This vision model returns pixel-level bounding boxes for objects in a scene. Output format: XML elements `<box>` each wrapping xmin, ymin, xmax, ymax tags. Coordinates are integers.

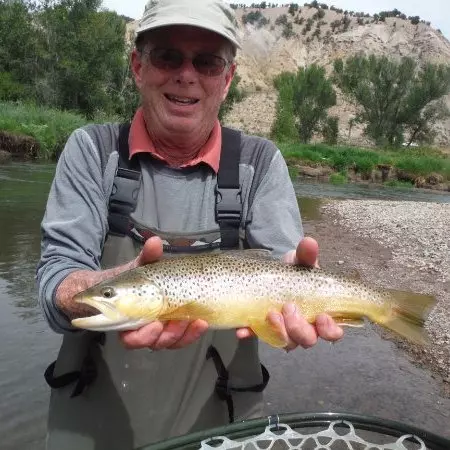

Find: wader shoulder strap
<box><xmin>107</xmin><ymin>124</ymin><xmax>243</xmax><ymax>247</ymax></box>
<box><xmin>216</xmin><ymin>127</ymin><xmax>242</xmax><ymax>250</ymax></box>
<box><xmin>107</xmin><ymin>123</ymin><xmax>142</xmax><ymax>237</ymax></box>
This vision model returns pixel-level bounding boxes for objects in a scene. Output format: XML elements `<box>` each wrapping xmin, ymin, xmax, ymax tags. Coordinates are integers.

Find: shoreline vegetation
<box><xmin>1</xmin><ymin>101</ymin><xmax>449</xmax><ymax>192</ymax></box>
<box><xmin>281</xmin><ymin>142</ymin><xmax>450</xmax><ymax>192</ymax></box>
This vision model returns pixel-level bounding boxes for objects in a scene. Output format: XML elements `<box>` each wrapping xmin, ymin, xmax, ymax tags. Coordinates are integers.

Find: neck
<box><xmin>141</xmin><ymin>109</ymin><xmax>215</xmax><ymax>167</ymax></box>
<box><xmin>148</xmin><ymin>132</ymin><xmax>209</xmax><ymax>167</ymax></box>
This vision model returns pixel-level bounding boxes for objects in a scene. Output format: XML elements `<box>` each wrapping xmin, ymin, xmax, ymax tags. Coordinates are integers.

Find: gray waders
<box><xmin>44</xmin><ymin>125</ymin><xmax>269</xmax><ymax>450</ymax></box>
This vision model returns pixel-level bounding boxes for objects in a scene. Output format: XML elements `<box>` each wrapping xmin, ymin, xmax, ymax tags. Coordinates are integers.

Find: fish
<box><xmin>71</xmin><ymin>250</ymin><xmax>436</xmax><ymax>348</ymax></box>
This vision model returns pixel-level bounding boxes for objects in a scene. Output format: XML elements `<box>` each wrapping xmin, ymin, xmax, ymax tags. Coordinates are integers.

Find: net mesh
<box><xmin>199</xmin><ymin>420</ymin><xmax>427</xmax><ymax>450</ymax></box>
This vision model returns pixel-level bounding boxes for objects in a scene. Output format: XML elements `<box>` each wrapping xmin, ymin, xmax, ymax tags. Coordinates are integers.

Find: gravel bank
<box><xmin>321</xmin><ymin>200</ymin><xmax>450</xmax><ymax>390</ymax></box>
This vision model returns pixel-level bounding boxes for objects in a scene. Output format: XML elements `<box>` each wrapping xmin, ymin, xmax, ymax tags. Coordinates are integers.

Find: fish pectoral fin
<box><xmin>159</xmin><ymin>302</ymin><xmax>217</xmax><ymax>322</ymax></box>
<box><xmin>250</xmin><ymin>320</ymin><xmax>288</xmax><ymax>349</ymax></box>
<box><xmin>334</xmin><ymin>318</ymin><xmax>365</xmax><ymax>328</ymax></box>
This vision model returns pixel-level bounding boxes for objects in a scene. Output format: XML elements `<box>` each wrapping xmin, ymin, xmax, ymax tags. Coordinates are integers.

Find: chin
<box><xmin>165</xmin><ymin>118</ymin><xmax>201</xmax><ymax>133</ymax></box>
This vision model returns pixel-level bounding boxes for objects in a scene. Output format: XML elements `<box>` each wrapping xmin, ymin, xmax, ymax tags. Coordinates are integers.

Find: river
<box><xmin>1</xmin><ymin>162</ymin><xmax>449</xmax><ymax>449</ymax></box>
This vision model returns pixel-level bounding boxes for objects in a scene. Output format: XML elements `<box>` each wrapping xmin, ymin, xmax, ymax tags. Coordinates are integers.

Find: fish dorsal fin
<box><xmin>219</xmin><ymin>249</ymin><xmax>276</xmax><ymax>261</ymax></box>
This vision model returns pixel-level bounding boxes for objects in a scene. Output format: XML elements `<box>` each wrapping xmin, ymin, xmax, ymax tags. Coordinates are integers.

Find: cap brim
<box><xmin>136</xmin><ymin>16</ymin><xmax>241</xmax><ymax>49</ymax></box>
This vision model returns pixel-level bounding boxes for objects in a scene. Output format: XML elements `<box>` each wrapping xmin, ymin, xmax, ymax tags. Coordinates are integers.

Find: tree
<box><xmin>0</xmin><ymin>0</ymin><xmax>130</xmax><ymax>118</ymax></box>
<box><xmin>37</xmin><ymin>0</ymin><xmax>127</xmax><ymax>117</ymax></box>
<box><xmin>293</xmin><ymin>65</ymin><xmax>337</xmax><ymax>142</ymax></box>
<box><xmin>0</xmin><ymin>0</ymin><xmax>42</xmax><ymax>100</ymax></box>
<box><xmin>333</xmin><ymin>55</ymin><xmax>450</xmax><ymax>146</ymax></box>
<box><xmin>402</xmin><ymin>64</ymin><xmax>450</xmax><ymax>146</ymax></box>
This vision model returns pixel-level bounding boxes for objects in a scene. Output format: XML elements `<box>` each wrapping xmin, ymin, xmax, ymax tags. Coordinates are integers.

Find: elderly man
<box><xmin>36</xmin><ymin>1</ymin><xmax>343</xmax><ymax>449</ymax></box>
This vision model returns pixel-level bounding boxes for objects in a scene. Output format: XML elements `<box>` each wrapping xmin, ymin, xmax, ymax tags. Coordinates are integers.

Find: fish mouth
<box><xmin>71</xmin><ymin>295</ymin><xmax>149</xmax><ymax>331</ymax></box>
<box><xmin>71</xmin><ymin>315</ymin><xmax>150</xmax><ymax>331</ymax></box>
<box><xmin>74</xmin><ymin>295</ymin><xmax>123</xmax><ymax>321</ymax></box>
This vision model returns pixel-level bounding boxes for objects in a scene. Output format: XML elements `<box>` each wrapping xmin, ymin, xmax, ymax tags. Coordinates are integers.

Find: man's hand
<box><xmin>236</xmin><ymin>237</ymin><xmax>344</xmax><ymax>351</ymax></box>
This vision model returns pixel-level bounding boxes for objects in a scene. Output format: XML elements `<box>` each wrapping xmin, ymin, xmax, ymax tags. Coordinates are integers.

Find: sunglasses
<box><xmin>145</xmin><ymin>48</ymin><xmax>230</xmax><ymax>77</ymax></box>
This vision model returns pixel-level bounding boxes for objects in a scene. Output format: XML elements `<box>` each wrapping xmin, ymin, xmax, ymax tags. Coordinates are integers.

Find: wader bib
<box><xmin>44</xmin><ymin>125</ymin><xmax>269</xmax><ymax>450</ymax></box>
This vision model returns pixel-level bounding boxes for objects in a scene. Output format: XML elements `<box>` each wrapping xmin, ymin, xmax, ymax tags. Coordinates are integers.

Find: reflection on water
<box><xmin>294</xmin><ymin>176</ymin><xmax>450</xmax><ymax>227</ymax></box>
<box><xmin>0</xmin><ymin>163</ymin><xmax>55</xmax><ymax>321</ymax></box>
<box><xmin>0</xmin><ymin>163</ymin><xmax>61</xmax><ymax>450</ymax></box>
<box><xmin>293</xmin><ymin>176</ymin><xmax>450</xmax><ymax>203</ymax></box>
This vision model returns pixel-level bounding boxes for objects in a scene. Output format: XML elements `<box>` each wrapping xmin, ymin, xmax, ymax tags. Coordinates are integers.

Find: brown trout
<box><xmin>71</xmin><ymin>250</ymin><xmax>435</xmax><ymax>348</ymax></box>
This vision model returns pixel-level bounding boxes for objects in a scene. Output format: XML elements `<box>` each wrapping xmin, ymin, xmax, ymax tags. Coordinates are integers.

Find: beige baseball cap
<box><xmin>135</xmin><ymin>0</ymin><xmax>241</xmax><ymax>49</ymax></box>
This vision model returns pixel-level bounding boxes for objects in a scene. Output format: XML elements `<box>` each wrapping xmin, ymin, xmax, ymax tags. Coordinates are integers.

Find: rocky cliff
<box><xmin>126</xmin><ymin>5</ymin><xmax>450</xmax><ymax>147</ymax></box>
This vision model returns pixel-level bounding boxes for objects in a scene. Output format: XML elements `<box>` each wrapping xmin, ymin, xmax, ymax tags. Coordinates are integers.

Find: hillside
<box><xmin>126</xmin><ymin>4</ymin><xmax>450</xmax><ymax>147</ymax></box>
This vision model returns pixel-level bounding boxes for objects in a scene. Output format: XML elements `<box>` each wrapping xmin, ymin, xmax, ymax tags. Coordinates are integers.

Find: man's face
<box><xmin>132</xmin><ymin>26</ymin><xmax>236</xmax><ymax>138</ymax></box>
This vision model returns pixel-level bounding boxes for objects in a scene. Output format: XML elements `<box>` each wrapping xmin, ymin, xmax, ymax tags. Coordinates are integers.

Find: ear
<box><xmin>221</xmin><ymin>62</ymin><xmax>237</xmax><ymax>102</ymax></box>
<box><xmin>131</xmin><ymin>48</ymin><xmax>144</xmax><ymax>90</ymax></box>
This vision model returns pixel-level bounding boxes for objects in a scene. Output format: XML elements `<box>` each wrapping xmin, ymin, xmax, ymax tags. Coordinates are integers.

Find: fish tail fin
<box><xmin>382</xmin><ymin>290</ymin><xmax>436</xmax><ymax>345</ymax></box>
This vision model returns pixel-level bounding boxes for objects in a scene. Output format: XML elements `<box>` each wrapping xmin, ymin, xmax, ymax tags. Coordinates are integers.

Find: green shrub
<box><xmin>322</xmin><ymin>116</ymin><xmax>339</xmax><ymax>144</ymax></box>
<box><xmin>330</xmin><ymin>172</ymin><xmax>347</xmax><ymax>184</ymax></box>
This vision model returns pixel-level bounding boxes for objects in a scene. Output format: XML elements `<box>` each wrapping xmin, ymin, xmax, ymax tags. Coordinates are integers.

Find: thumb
<box><xmin>295</xmin><ymin>236</ymin><xmax>319</xmax><ymax>268</ymax></box>
<box><xmin>134</xmin><ymin>236</ymin><xmax>164</xmax><ymax>267</ymax></box>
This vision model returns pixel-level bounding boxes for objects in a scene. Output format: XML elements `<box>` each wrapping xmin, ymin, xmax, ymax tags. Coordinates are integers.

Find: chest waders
<box><xmin>44</xmin><ymin>124</ymin><xmax>269</xmax><ymax>434</ymax></box>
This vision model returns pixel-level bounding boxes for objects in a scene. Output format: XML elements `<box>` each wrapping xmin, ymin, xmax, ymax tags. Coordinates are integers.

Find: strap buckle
<box><xmin>214</xmin><ymin>185</ymin><xmax>242</xmax><ymax>222</ymax></box>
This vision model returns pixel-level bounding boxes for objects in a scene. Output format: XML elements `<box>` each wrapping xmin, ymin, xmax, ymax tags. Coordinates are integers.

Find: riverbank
<box><xmin>304</xmin><ymin>199</ymin><xmax>450</xmax><ymax>395</ymax></box>
<box><xmin>281</xmin><ymin>142</ymin><xmax>450</xmax><ymax>192</ymax></box>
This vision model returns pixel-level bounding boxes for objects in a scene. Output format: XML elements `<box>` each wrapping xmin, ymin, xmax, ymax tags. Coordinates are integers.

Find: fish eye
<box><xmin>101</xmin><ymin>287</ymin><xmax>116</xmax><ymax>299</ymax></box>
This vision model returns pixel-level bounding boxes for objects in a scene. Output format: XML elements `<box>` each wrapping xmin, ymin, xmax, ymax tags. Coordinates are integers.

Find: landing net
<box><xmin>199</xmin><ymin>420</ymin><xmax>426</xmax><ymax>450</ymax></box>
<box><xmin>139</xmin><ymin>413</ymin><xmax>450</xmax><ymax>450</ymax></box>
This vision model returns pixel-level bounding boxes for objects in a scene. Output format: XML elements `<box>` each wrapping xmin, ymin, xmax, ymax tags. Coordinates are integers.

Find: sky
<box><xmin>101</xmin><ymin>0</ymin><xmax>450</xmax><ymax>39</ymax></box>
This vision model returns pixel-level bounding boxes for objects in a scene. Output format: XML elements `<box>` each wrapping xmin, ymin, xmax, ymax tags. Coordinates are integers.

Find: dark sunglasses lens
<box><xmin>193</xmin><ymin>54</ymin><xmax>227</xmax><ymax>76</ymax></box>
<box><xmin>150</xmin><ymin>49</ymin><xmax>183</xmax><ymax>70</ymax></box>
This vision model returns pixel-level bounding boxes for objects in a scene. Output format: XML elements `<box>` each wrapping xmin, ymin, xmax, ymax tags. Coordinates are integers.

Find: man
<box><xmin>36</xmin><ymin>1</ymin><xmax>343</xmax><ymax>449</ymax></box>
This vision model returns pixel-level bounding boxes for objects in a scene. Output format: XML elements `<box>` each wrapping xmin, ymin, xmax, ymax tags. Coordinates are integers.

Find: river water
<box><xmin>1</xmin><ymin>163</ymin><xmax>449</xmax><ymax>449</ymax></box>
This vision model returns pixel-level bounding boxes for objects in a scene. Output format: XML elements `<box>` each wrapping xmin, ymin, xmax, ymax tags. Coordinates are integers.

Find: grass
<box><xmin>329</xmin><ymin>172</ymin><xmax>348</xmax><ymax>184</ymax></box>
<box><xmin>0</xmin><ymin>102</ymin><xmax>119</xmax><ymax>160</ymax></box>
<box><xmin>279</xmin><ymin>142</ymin><xmax>450</xmax><ymax>183</ymax></box>
<box><xmin>384</xmin><ymin>180</ymin><xmax>414</xmax><ymax>188</ymax></box>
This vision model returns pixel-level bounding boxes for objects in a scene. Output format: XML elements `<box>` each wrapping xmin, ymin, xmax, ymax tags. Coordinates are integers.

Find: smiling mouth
<box><xmin>165</xmin><ymin>94</ymin><xmax>199</xmax><ymax>105</ymax></box>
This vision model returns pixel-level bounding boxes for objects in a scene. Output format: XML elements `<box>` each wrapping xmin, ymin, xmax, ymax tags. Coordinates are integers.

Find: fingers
<box><xmin>265</xmin><ymin>304</ymin><xmax>344</xmax><ymax>352</ymax></box>
<box><xmin>120</xmin><ymin>321</ymin><xmax>165</xmax><ymax>349</ymax></box>
<box><xmin>315</xmin><ymin>313</ymin><xmax>344</xmax><ymax>341</ymax></box>
<box><xmin>269</xmin><ymin>304</ymin><xmax>318</xmax><ymax>351</ymax></box>
<box><xmin>236</xmin><ymin>327</ymin><xmax>255</xmax><ymax>340</ymax></box>
<box><xmin>120</xmin><ymin>319</ymin><xmax>208</xmax><ymax>350</ymax></box>
<box><xmin>168</xmin><ymin>320</ymin><xmax>209</xmax><ymax>349</ymax></box>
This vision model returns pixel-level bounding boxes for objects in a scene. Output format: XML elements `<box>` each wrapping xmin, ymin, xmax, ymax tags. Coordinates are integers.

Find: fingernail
<box><xmin>284</xmin><ymin>303</ymin><xmax>296</xmax><ymax>315</ymax></box>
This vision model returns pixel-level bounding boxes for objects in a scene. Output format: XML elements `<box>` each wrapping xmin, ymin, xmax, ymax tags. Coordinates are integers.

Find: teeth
<box><xmin>167</xmin><ymin>95</ymin><xmax>197</xmax><ymax>104</ymax></box>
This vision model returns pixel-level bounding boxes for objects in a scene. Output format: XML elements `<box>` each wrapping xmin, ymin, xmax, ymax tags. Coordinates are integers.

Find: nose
<box><xmin>174</xmin><ymin>58</ymin><xmax>198</xmax><ymax>85</ymax></box>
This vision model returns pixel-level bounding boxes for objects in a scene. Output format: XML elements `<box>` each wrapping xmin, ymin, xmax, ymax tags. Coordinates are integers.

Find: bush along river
<box><xmin>1</xmin><ymin>162</ymin><xmax>449</xmax><ymax>450</ymax></box>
